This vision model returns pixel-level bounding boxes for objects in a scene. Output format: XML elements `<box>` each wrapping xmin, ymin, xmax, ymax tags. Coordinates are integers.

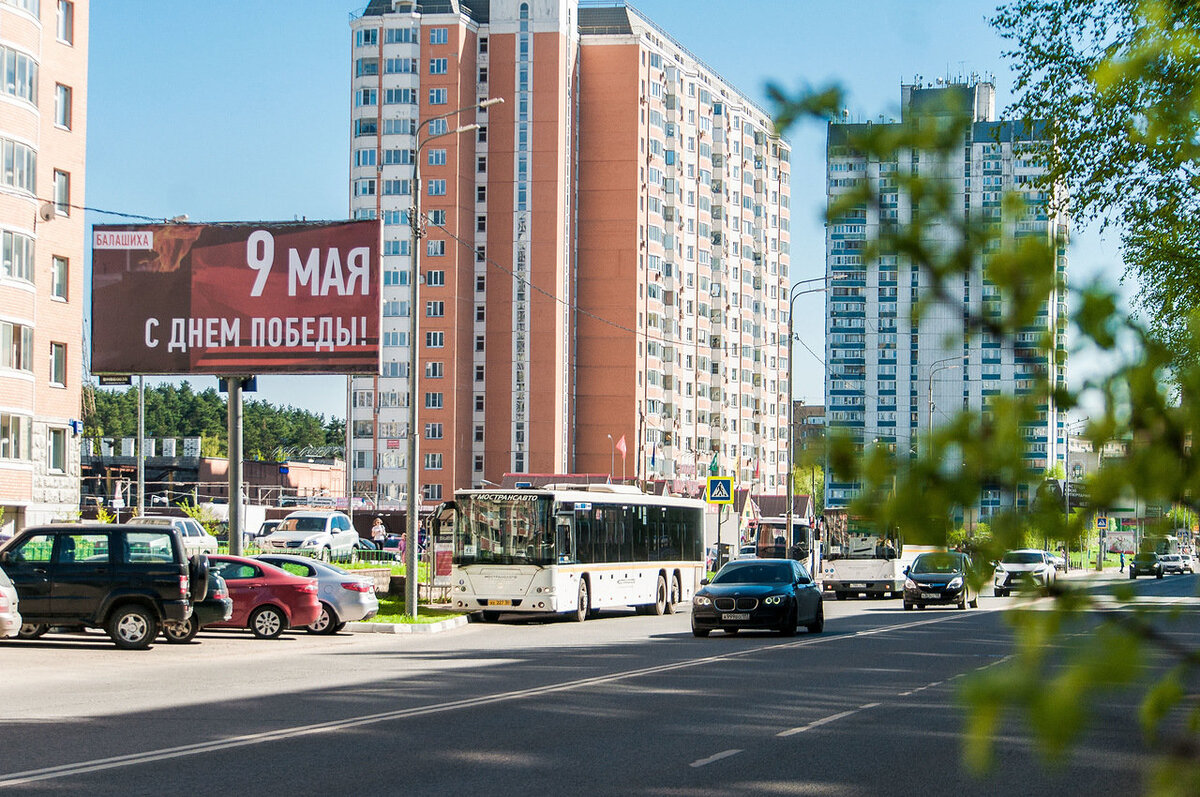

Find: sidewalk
<box><xmin>347</xmin><ymin>614</ymin><xmax>469</xmax><ymax>635</ymax></box>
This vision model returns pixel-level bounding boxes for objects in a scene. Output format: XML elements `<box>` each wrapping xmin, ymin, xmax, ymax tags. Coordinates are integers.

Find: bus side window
<box><xmin>556</xmin><ymin>520</ymin><xmax>574</xmax><ymax>564</ymax></box>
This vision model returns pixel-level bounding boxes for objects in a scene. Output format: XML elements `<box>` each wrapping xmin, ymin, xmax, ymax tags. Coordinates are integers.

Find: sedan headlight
<box><xmin>947</xmin><ymin>576</ymin><xmax>963</xmax><ymax>590</ymax></box>
<box><xmin>764</xmin><ymin>595</ymin><xmax>784</xmax><ymax>605</ymax></box>
<box><xmin>693</xmin><ymin>595</ymin><xmax>711</xmax><ymax>607</ymax></box>
<box><xmin>994</xmin><ymin>565</ymin><xmax>1005</xmax><ymax>574</ymax></box>
<box><xmin>904</xmin><ymin>578</ymin><xmax>917</xmax><ymax>591</ymax></box>
<box><xmin>302</xmin><ymin>537</ymin><xmax>321</xmax><ymax>547</ymax></box>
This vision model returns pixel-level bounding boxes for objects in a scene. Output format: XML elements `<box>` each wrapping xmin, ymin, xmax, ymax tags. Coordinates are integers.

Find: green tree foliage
<box><xmin>992</xmin><ymin>0</ymin><xmax>1200</xmax><ymax>368</ymax></box>
<box><xmin>89</xmin><ymin>382</ymin><xmax>341</xmax><ymax>457</ymax></box>
<box><xmin>770</xmin><ymin>23</ymin><xmax>1200</xmax><ymax>784</ymax></box>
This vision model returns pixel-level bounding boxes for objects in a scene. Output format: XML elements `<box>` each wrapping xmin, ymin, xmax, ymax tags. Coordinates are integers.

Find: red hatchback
<box><xmin>207</xmin><ymin>555</ymin><xmax>320</xmax><ymax>639</ymax></box>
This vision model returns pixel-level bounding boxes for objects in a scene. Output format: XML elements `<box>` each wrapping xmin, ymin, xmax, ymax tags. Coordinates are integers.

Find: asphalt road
<box><xmin>1</xmin><ymin>570</ymin><xmax>1196</xmax><ymax>796</ymax></box>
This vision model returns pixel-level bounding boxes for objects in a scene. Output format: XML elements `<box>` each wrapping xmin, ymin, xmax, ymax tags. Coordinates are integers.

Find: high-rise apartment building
<box><xmin>349</xmin><ymin>0</ymin><xmax>791</xmax><ymax>507</ymax></box>
<box><xmin>824</xmin><ymin>79</ymin><xmax>1067</xmax><ymax>515</ymax></box>
<box><xmin>0</xmin><ymin>0</ymin><xmax>86</xmax><ymax>533</ymax></box>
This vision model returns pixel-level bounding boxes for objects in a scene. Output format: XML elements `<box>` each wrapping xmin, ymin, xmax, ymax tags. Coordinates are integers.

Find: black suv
<box><xmin>0</xmin><ymin>523</ymin><xmax>208</xmax><ymax>649</ymax></box>
<box><xmin>1130</xmin><ymin>551</ymin><xmax>1165</xmax><ymax>580</ymax></box>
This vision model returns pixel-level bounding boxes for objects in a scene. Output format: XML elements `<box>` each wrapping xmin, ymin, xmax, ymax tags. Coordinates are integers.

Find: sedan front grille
<box><xmin>714</xmin><ymin>597</ymin><xmax>735</xmax><ymax>611</ymax></box>
<box><xmin>737</xmin><ymin>597</ymin><xmax>759</xmax><ymax>611</ymax></box>
<box><xmin>715</xmin><ymin>597</ymin><xmax>760</xmax><ymax>611</ymax></box>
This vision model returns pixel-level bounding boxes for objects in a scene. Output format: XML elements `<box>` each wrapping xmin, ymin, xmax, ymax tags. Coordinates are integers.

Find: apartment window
<box><xmin>53</xmin><ymin>170</ymin><xmax>70</xmax><ymax>215</ymax></box>
<box><xmin>476</xmin><ymin>274</ymin><xmax>486</xmax><ymax>291</ymax></box>
<box><xmin>0</xmin><ymin>322</ymin><xmax>33</xmax><ymax>371</ymax></box>
<box><xmin>474</xmin><ymin>455</ymin><xmax>484</xmax><ymax>472</ymax></box>
<box><xmin>428</xmin><ymin>179</ymin><xmax>446</xmax><ymax>196</ymax></box>
<box><xmin>426</xmin><ymin>270</ymin><xmax>445</xmax><ymax>287</ymax></box>
<box><xmin>429</xmin><ymin>58</ymin><xmax>448</xmax><ymax>75</ymax></box>
<box><xmin>428</xmin><ymin>149</ymin><xmax>447</xmax><ymax>166</ymax></box>
<box><xmin>429</xmin><ymin>27</ymin><xmax>448</xmax><ymax>45</ymax></box>
<box><xmin>474</xmin><ymin>394</ymin><xmax>484</xmax><ymax>411</ymax></box>
<box><xmin>355</xmin><ymin>88</ymin><xmax>377</xmax><ymax>107</ymax></box>
<box><xmin>429</xmin><ymin>88</ymin><xmax>448</xmax><ymax>105</ymax></box>
<box><xmin>425</xmin><ymin>331</ymin><xmax>444</xmax><ymax>348</ymax></box>
<box><xmin>51</xmin><ymin>256</ymin><xmax>67</xmax><ymax>299</ymax></box>
<box><xmin>425</xmin><ymin>361</ymin><xmax>443</xmax><ymax>378</ymax></box>
<box><xmin>428</xmin><ymin>210</ymin><xmax>446</xmax><ymax>226</ymax></box>
<box><xmin>474</xmin><ymin>424</ymin><xmax>484</xmax><ymax>443</ymax></box>
<box><xmin>475</xmin><ymin>246</ymin><xmax>486</xmax><ymax>264</ymax></box>
<box><xmin>50</xmin><ymin>343</ymin><xmax>65</xmax><ymax>385</ymax></box>
<box><xmin>477</xmin><ymin>126</ymin><xmax>487</xmax><ymax>143</ymax></box>
<box><xmin>425</xmin><ymin>423</ymin><xmax>444</xmax><ymax>440</ymax></box>
<box><xmin>48</xmin><ymin>427</ymin><xmax>66</xmax><ymax>472</ymax></box>
<box><xmin>429</xmin><ymin>118</ymin><xmax>448</xmax><ymax>135</ymax></box>
<box><xmin>474</xmin><ymin>335</ymin><xmax>484</xmax><ymax>352</ymax></box>
<box><xmin>354</xmin><ymin>178</ymin><xmax>375</xmax><ymax>197</ymax></box>
<box><xmin>1</xmin><ymin>139</ymin><xmax>34</xmax><ymax>194</ymax></box>
<box><xmin>422</xmin><ymin>484</ymin><xmax>443</xmax><ymax>501</ymax></box>
<box><xmin>0</xmin><ymin>413</ymin><xmax>28</xmax><ymax>459</ymax></box>
<box><xmin>476</xmin><ymin>216</ymin><xmax>486</xmax><ymax>233</ymax></box>
<box><xmin>54</xmin><ymin>84</ymin><xmax>71</xmax><ymax>128</ymax></box>
<box><xmin>424</xmin><ymin>392</ymin><xmax>444</xmax><ymax>409</ymax></box>
<box><xmin>426</xmin><ymin>240</ymin><xmax>445</xmax><ymax>256</ymax></box>
<box><xmin>476</xmin><ymin>185</ymin><xmax>486</xmax><ymax>202</ymax></box>
<box><xmin>477</xmin><ymin>156</ymin><xmax>487</xmax><ymax>173</ymax></box>
<box><xmin>478</xmin><ymin>67</ymin><xmax>488</xmax><ymax>83</ymax></box>
<box><xmin>355</xmin><ymin>28</ymin><xmax>378</xmax><ymax>47</ymax></box>
<box><xmin>475</xmin><ymin>305</ymin><xmax>485</xmax><ymax>322</ymax></box>
<box><xmin>424</xmin><ymin>453</ymin><xmax>443</xmax><ymax>470</ymax></box>
<box><xmin>474</xmin><ymin>365</ymin><xmax>484</xmax><ymax>382</ymax></box>
<box><xmin>2</xmin><ymin>231</ymin><xmax>33</xmax><ymax>282</ymax></box>
<box><xmin>57</xmin><ymin>1</ymin><xmax>74</xmax><ymax>45</ymax></box>
<box><xmin>426</xmin><ymin>300</ymin><xmax>445</xmax><ymax>317</ymax></box>
<box><xmin>479</xmin><ymin>36</ymin><xmax>488</xmax><ymax>54</ymax></box>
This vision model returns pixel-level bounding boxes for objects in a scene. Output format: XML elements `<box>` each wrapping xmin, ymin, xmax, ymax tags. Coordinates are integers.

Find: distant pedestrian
<box><xmin>1119</xmin><ymin>551</ymin><xmax>1125</xmax><ymax>571</ymax></box>
<box><xmin>371</xmin><ymin>517</ymin><xmax>386</xmax><ymax>547</ymax></box>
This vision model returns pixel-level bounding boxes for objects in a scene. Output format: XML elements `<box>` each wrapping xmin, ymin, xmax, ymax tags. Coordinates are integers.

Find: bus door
<box><xmin>555</xmin><ymin>513</ymin><xmax>576</xmax><ymax>564</ymax></box>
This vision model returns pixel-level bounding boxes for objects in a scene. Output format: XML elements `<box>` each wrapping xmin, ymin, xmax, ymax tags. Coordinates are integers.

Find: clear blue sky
<box><xmin>86</xmin><ymin>0</ymin><xmax>1122</xmax><ymax>420</ymax></box>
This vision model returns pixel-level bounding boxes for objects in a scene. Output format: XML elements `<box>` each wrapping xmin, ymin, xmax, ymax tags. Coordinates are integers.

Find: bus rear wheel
<box><xmin>664</xmin><ymin>575</ymin><xmax>680</xmax><ymax>615</ymax></box>
<box><xmin>573</xmin><ymin>579</ymin><xmax>590</xmax><ymax>622</ymax></box>
<box><xmin>653</xmin><ymin>575</ymin><xmax>668</xmax><ymax>616</ymax></box>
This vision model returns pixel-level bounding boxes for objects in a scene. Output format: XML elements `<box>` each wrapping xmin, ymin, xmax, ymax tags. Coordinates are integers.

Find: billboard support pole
<box><xmin>228</xmin><ymin>377</ymin><xmax>246</xmax><ymax>556</ymax></box>
<box><xmin>137</xmin><ymin>376</ymin><xmax>145</xmax><ymax>518</ymax></box>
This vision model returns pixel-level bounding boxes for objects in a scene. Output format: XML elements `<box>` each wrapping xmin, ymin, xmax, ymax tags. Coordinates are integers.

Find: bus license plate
<box><xmin>721</xmin><ymin>613</ymin><xmax>750</xmax><ymax>621</ymax></box>
<box><xmin>487</xmin><ymin>599</ymin><xmax>511</xmax><ymax>606</ymax></box>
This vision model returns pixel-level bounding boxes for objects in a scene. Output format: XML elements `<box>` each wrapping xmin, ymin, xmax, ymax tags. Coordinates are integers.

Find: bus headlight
<box><xmin>693</xmin><ymin>595</ymin><xmax>711</xmax><ymax>607</ymax></box>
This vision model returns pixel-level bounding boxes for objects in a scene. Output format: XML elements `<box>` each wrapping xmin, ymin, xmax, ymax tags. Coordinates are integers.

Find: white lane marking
<box><xmin>777</xmin><ymin>707</ymin><xmax>865</xmax><ymax>738</ymax></box>
<box><xmin>859</xmin><ymin>702</ymin><xmax>880</xmax><ymax>710</ymax></box>
<box><xmin>0</xmin><ymin>610</ymin><xmax>992</xmax><ymax>789</ymax></box>
<box><xmin>689</xmin><ymin>749</ymin><xmax>742</xmax><ymax>768</ymax></box>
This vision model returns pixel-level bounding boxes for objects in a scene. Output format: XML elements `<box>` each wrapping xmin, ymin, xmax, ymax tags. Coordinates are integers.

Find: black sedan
<box><xmin>903</xmin><ymin>551</ymin><xmax>978</xmax><ymax>610</ymax></box>
<box><xmin>162</xmin><ymin>571</ymin><xmax>233</xmax><ymax>644</ymax></box>
<box><xmin>1130</xmin><ymin>551</ymin><xmax>1164</xmax><ymax>579</ymax></box>
<box><xmin>691</xmin><ymin>559</ymin><xmax>823</xmax><ymax>637</ymax></box>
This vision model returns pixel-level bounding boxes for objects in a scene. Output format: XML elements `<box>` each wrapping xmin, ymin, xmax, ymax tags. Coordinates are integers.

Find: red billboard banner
<box><xmin>91</xmin><ymin>221</ymin><xmax>382</xmax><ymax>375</ymax></box>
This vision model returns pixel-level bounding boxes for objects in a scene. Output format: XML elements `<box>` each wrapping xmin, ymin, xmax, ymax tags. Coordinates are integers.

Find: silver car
<box><xmin>0</xmin><ymin>565</ymin><xmax>20</xmax><ymax>638</ymax></box>
<box><xmin>131</xmin><ymin>516</ymin><xmax>218</xmax><ymax>556</ymax></box>
<box><xmin>254</xmin><ymin>554</ymin><xmax>378</xmax><ymax>634</ymax></box>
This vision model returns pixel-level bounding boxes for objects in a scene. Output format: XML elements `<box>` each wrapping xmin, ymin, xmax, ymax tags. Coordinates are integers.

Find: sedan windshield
<box><xmin>1002</xmin><ymin>552</ymin><xmax>1043</xmax><ymax>565</ymax></box>
<box><xmin>911</xmin><ymin>553</ymin><xmax>964</xmax><ymax>575</ymax></box>
<box><xmin>712</xmin><ymin>562</ymin><xmax>793</xmax><ymax>585</ymax></box>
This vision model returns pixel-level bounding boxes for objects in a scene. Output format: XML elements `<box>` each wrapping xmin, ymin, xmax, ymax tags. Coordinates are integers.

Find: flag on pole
<box><xmin>650</xmin><ymin>442</ymin><xmax>657</xmax><ymax>469</ymax></box>
<box><xmin>709</xmin><ymin>452</ymin><xmax>719</xmax><ymax>475</ymax></box>
<box><xmin>615</xmin><ymin>435</ymin><xmax>627</xmax><ymax>461</ymax></box>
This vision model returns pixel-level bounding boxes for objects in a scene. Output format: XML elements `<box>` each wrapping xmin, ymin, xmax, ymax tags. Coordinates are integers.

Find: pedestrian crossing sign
<box><xmin>707</xmin><ymin>476</ymin><xmax>733</xmax><ymax>504</ymax></box>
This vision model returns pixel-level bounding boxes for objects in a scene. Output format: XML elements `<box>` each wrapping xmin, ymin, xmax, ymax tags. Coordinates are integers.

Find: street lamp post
<box><xmin>606</xmin><ymin>433</ymin><xmax>614</xmax><ymax>482</ymax></box>
<box><xmin>925</xmin><ymin>355</ymin><xmax>960</xmax><ymax>436</ymax></box>
<box><xmin>405</xmin><ymin>97</ymin><xmax>502</xmax><ymax>621</ymax></box>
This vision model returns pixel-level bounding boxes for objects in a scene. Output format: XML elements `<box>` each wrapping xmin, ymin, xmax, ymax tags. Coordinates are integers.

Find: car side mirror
<box><xmin>700</xmin><ymin>578</ymin><xmax>710</xmax><ymax>586</ymax></box>
<box><xmin>903</xmin><ymin>565</ymin><xmax>909</xmax><ymax>575</ymax></box>
<box><xmin>0</xmin><ymin>550</ymin><xmax>7</xmax><ymax>563</ymax></box>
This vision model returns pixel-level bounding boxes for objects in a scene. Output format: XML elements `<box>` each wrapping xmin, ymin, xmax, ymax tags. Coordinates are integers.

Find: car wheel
<box><xmin>664</xmin><ymin>575</ymin><xmax>681</xmax><ymax>615</ymax></box>
<box><xmin>333</xmin><ymin>621</ymin><xmax>348</xmax><ymax>633</ymax></box>
<box><xmin>995</xmin><ymin>588</ymin><xmax>1008</xmax><ymax>597</ymax></box>
<box><xmin>692</xmin><ymin>626</ymin><xmax>710</xmax><ymax>638</ymax></box>
<box><xmin>779</xmin><ymin>605</ymin><xmax>798</xmax><ymax>637</ymax></box>
<box><xmin>17</xmin><ymin>622</ymin><xmax>47</xmax><ymax>640</ymax></box>
<box><xmin>903</xmin><ymin>602</ymin><xmax>913</xmax><ymax>611</ymax></box>
<box><xmin>306</xmin><ymin>603</ymin><xmax>339</xmax><ymax>635</ymax></box>
<box><xmin>958</xmin><ymin>591</ymin><xmax>968</xmax><ymax>610</ymax></box>
<box><xmin>969</xmin><ymin>594</ymin><xmax>979</xmax><ymax>609</ymax></box>
<box><xmin>250</xmin><ymin>605</ymin><xmax>286</xmax><ymax>639</ymax></box>
<box><xmin>1129</xmin><ymin>570</ymin><xmax>1137</xmax><ymax>579</ymax></box>
<box><xmin>572</xmin><ymin>579</ymin><xmax>590</xmax><ymax>623</ymax></box>
<box><xmin>806</xmin><ymin>602</ymin><xmax>824</xmax><ymax>634</ymax></box>
<box><xmin>162</xmin><ymin>616</ymin><xmax>198</xmax><ymax>644</ymax></box>
<box><xmin>652</xmin><ymin>575</ymin><xmax>668</xmax><ymax>616</ymax></box>
<box><xmin>107</xmin><ymin>605</ymin><xmax>158</xmax><ymax>650</ymax></box>
<box><xmin>1157</xmin><ymin>570</ymin><xmax>1164</xmax><ymax>579</ymax></box>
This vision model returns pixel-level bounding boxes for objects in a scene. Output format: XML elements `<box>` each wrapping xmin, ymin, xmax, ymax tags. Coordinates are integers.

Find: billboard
<box><xmin>92</xmin><ymin>221</ymin><xmax>381</xmax><ymax>374</ymax></box>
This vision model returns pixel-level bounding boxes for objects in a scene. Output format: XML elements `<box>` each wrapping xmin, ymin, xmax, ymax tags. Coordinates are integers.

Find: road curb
<box><xmin>347</xmin><ymin>615</ymin><xmax>469</xmax><ymax>634</ymax></box>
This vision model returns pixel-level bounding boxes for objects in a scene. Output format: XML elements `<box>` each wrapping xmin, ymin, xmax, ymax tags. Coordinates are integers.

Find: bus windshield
<box><xmin>454</xmin><ymin>493</ymin><xmax>555</xmax><ymax>566</ymax></box>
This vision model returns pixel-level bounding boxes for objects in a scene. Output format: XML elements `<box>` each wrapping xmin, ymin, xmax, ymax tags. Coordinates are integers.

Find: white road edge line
<box><xmin>689</xmin><ymin>749</ymin><xmax>743</xmax><ymax>768</ymax></box>
<box><xmin>0</xmin><ymin>609</ymin><xmax>991</xmax><ymax>789</ymax></box>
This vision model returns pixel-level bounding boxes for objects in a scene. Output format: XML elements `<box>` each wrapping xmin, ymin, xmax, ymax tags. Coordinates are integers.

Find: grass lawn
<box><xmin>368</xmin><ymin>594</ymin><xmax>465</xmax><ymax>624</ymax></box>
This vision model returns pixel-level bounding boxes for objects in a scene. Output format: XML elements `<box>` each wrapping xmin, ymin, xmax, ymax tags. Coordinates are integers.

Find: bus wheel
<box><xmin>664</xmin><ymin>575</ymin><xmax>681</xmax><ymax>615</ymax></box>
<box><xmin>573</xmin><ymin>579</ymin><xmax>590</xmax><ymax>622</ymax></box>
<box><xmin>653</xmin><ymin>575</ymin><xmax>668</xmax><ymax>616</ymax></box>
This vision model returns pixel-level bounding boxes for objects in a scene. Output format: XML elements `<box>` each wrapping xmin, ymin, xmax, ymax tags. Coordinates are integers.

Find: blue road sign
<box><xmin>707</xmin><ymin>476</ymin><xmax>733</xmax><ymax>504</ymax></box>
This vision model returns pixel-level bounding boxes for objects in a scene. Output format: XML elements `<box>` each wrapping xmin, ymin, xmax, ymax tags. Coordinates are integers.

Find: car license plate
<box><xmin>920</xmin><ymin>592</ymin><xmax>941</xmax><ymax>600</ymax></box>
<box><xmin>487</xmin><ymin>599</ymin><xmax>511</xmax><ymax>606</ymax></box>
<box><xmin>721</xmin><ymin>612</ymin><xmax>750</xmax><ymax>621</ymax></box>
<box><xmin>849</xmin><ymin>583</ymin><xmax>866</xmax><ymax>589</ymax></box>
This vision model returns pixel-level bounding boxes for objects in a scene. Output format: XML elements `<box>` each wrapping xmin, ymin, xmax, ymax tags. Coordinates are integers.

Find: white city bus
<box><xmin>437</xmin><ymin>484</ymin><xmax>706</xmax><ymax>621</ymax></box>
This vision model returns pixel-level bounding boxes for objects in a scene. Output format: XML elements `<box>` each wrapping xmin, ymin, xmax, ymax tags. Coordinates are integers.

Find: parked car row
<box><xmin>0</xmin><ymin>522</ymin><xmax>377</xmax><ymax>650</ymax></box>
